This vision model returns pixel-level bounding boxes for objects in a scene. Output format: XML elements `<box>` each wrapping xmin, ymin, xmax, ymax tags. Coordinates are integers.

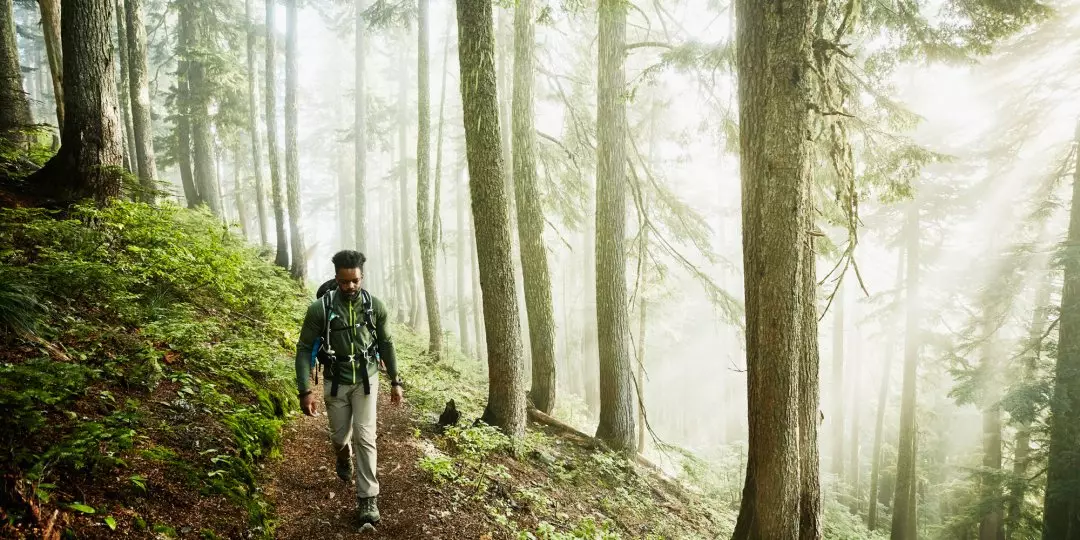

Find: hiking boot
<box><xmin>336</xmin><ymin>454</ymin><xmax>353</xmax><ymax>483</ymax></box>
<box><xmin>357</xmin><ymin>496</ymin><xmax>380</xmax><ymax>524</ymax></box>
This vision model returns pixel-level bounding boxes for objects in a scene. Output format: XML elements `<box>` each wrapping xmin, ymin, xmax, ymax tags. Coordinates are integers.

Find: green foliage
<box><xmin>0</xmin><ymin>200</ymin><xmax>305</xmax><ymax>535</ymax></box>
<box><xmin>519</xmin><ymin>517</ymin><xmax>623</xmax><ymax>540</ymax></box>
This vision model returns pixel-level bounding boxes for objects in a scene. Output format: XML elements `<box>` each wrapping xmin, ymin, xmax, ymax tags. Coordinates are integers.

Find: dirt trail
<box><xmin>265</xmin><ymin>393</ymin><xmax>499</xmax><ymax>540</ymax></box>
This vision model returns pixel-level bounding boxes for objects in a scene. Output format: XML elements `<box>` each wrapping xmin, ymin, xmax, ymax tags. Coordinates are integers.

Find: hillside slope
<box><xmin>0</xmin><ymin>201</ymin><xmax>305</xmax><ymax>538</ymax></box>
<box><xmin>267</xmin><ymin>328</ymin><xmax>733</xmax><ymax>540</ymax></box>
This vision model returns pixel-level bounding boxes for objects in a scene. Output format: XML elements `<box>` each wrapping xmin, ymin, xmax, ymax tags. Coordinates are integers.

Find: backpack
<box><xmin>311</xmin><ymin>278</ymin><xmax>380</xmax><ymax>396</ymax></box>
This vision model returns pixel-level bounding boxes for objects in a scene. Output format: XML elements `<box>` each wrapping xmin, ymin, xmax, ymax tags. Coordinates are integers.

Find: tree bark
<box><xmin>398</xmin><ymin>42</ymin><xmax>419</xmax><ymax>327</ymax></box>
<box><xmin>512</xmin><ymin>0</ymin><xmax>556</xmax><ymax>415</ymax></box>
<box><xmin>182</xmin><ymin>1</ymin><xmax>220</xmax><ymax>216</ymax></box>
<box><xmin>457</xmin><ymin>164</ymin><xmax>472</xmax><ymax>356</ymax></box>
<box><xmin>832</xmin><ymin>282</ymin><xmax>845</xmax><ymax>481</ymax></box>
<box><xmin>354</xmin><ymin>0</ymin><xmax>367</xmax><ymax>253</ymax></box>
<box><xmin>173</xmin><ymin>7</ymin><xmax>198</xmax><ymax>207</ymax></box>
<box><xmin>730</xmin><ymin>0</ymin><xmax>820</xmax><ymax>535</ymax></box>
<box><xmin>36</xmin><ymin>0</ymin><xmax>63</xmax><ymax>132</ymax></box>
<box><xmin>456</xmin><ymin>0</ymin><xmax>525</xmax><ymax>437</ymax></box>
<box><xmin>471</xmin><ymin>205</ymin><xmax>486</xmax><ymax>362</ymax></box>
<box><xmin>266</xmin><ymin>0</ymin><xmax>288</xmax><ymax>268</ymax></box>
<box><xmin>800</xmin><ymin>232</ymin><xmax>822</xmax><ymax>540</ymax></box>
<box><xmin>233</xmin><ymin>146</ymin><xmax>250</xmax><ymax>238</ymax></box>
<box><xmin>891</xmin><ymin>200</ymin><xmax>921</xmax><ymax>540</ymax></box>
<box><xmin>593</xmin><ymin>0</ymin><xmax>635</xmax><ymax>453</ymax></box>
<box><xmin>1042</xmin><ymin>119</ymin><xmax>1080</xmax><ymax>540</ymax></box>
<box><xmin>417</xmin><ymin>0</ymin><xmax>442</xmax><ymax>358</ymax></box>
<box><xmin>31</xmin><ymin>0</ymin><xmax>124</xmax><ymax>204</ymax></box>
<box><xmin>284</xmin><ymin>0</ymin><xmax>305</xmax><ymax>279</ymax></box>
<box><xmin>124</xmin><ymin>0</ymin><xmax>156</xmax><ymax>201</ymax></box>
<box><xmin>114</xmin><ymin>0</ymin><xmax>137</xmax><ymax>174</ymax></box>
<box><xmin>0</xmin><ymin>0</ymin><xmax>31</xmax><ymax>136</ymax></box>
<box><xmin>245</xmin><ymin>0</ymin><xmax>268</xmax><ymax>245</ymax></box>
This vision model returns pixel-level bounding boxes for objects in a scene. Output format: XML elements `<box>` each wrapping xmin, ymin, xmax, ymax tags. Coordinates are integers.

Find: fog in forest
<box><xmin>6</xmin><ymin>0</ymin><xmax>1080</xmax><ymax>536</ymax></box>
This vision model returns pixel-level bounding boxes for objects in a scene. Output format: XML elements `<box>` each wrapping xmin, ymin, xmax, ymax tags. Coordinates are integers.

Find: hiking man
<box><xmin>294</xmin><ymin>250</ymin><xmax>403</xmax><ymax>525</ymax></box>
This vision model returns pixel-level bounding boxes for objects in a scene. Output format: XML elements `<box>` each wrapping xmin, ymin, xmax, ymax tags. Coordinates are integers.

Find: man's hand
<box><xmin>390</xmin><ymin>384</ymin><xmax>403</xmax><ymax>405</ymax></box>
<box><xmin>300</xmin><ymin>392</ymin><xmax>319</xmax><ymax>416</ymax></box>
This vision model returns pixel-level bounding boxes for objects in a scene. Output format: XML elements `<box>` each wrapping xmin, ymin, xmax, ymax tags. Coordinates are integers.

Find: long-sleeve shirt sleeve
<box><xmin>373</xmin><ymin>296</ymin><xmax>399</xmax><ymax>382</ymax></box>
<box><xmin>294</xmin><ymin>300</ymin><xmax>323</xmax><ymax>394</ymax></box>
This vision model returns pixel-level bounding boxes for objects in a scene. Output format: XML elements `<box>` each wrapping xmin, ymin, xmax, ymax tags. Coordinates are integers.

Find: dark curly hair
<box><xmin>331</xmin><ymin>250</ymin><xmax>366</xmax><ymax>272</ymax></box>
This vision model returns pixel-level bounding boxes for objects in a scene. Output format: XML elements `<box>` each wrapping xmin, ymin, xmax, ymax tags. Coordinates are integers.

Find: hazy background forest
<box><xmin>3</xmin><ymin>0</ymin><xmax>1080</xmax><ymax>537</ymax></box>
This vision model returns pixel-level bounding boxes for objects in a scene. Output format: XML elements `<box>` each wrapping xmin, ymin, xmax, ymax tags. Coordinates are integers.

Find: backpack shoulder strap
<box><xmin>321</xmin><ymin>290</ymin><xmax>335</xmax><ymax>353</ymax></box>
<box><xmin>361</xmin><ymin>289</ymin><xmax>378</xmax><ymax>347</ymax></box>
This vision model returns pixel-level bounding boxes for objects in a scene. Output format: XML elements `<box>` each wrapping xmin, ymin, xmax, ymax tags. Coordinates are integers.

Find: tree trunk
<box><xmin>456</xmin><ymin>0</ymin><xmax>525</xmax><ymax>437</ymax></box>
<box><xmin>512</xmin><ymin>0</ymin><xmax>556</xmax><ymax>415</ymax></box>
<box><xmin>114</xmin><ymin>0</ymin><xmax>137</xmax><ymax>174</ymax></box>
<box><xmin>175</xmin><ymin>84</ymin><xmax>197</xmax><ymax>205</ymax></box>
<box><xmin>1008</xmin><ymin>270</ymin><xmax>1050</xmax><ymax>536</ymax></box>
<box><xmin>354</xmin><ymin>0</ymin><xmax>367</xmax><ymax>253</ymax></box>
<box><xmin>891</xmin><ymin>200</ymin><xmax>921</xmax><ymax>540</ymax></box>
<box><xmin>337</xmin><ymin>151</ymin><xmax>351</xmax><ymax>248</ymax></box>
<box><xmin>182</xmin><ymin>2</ymin><xmax>220</xmax><ymax>216</ymax></box>
<box><xmin>980</xmin><ymin>397</ymin><xmax>1004</xmax><ymax>540</ymax></box>
<box><xmin>593</xmin><ymin>0</ymin><xmax>635</xmax><ymax>453</ymax></box>
<box><xmin>31</xmin><ymin>0</ymin><xmax>124</xmax><ymax>204</ymax></box>
<box><xmin>457</xmin><ymin>165</ymin><xmax>472</xmax><ymax>356</ymax></box>
<box><xmin>417</xmin><ymin>0</ymin><xmax>442</xmax><ymax>359</ymax></box>
<box><xmin>397</xmin><ymin>44</ymin><xmax>419</xmax><ymax>327</ymax></box>
<box><xmin>471</xmin><ymin>202</ymin><xmax>486</xmax><ymax>362</ymax></box>
<box><xmin>979</xmin><ymin>284</ymin><xmax>1005</xmax><ymax>540</ymax></box>
<box><xmin>0</xmin><ymin>0</ymin><xmax>31</xmax><ymax>137</ymax></box>
<box><xmin>284</xmin><ymin>0</ymin><xmax>305</xmax><ymax>279</ymax></box>
<box><xmin>265</xmin><ymin>0</ymin><xmax>288</xmax><ymax>268</ymax></box>
<box><xmin>233</xmin><ymin>146</ymin><xmax>250</xmax><ymax>238</ymax></box>
<box><xmin>848</xmin><ymin>311</ymin><xmax>862</xmax><ymax>513</ymax></box>
<box><xmin>1042</xmin><ymin>119</ymin><xmax>1080</xmax><ymax>540</ymax></box>
<box><xmin>124</xmin><ymin>0</ymin><xmax>156</xmax><ymax>201</ymax></box>
<box><xmin>582</xmin><ymin>191</ymin><xmax>599</xmax><ymax>414</ymax></box>
<box><xmin>636</xmin><ymin>295</ymin><xmax>647</xmax><ymax>454</ymax></box>
<box><xmin>832</xmin><ymin>282</ymin><xmax>845</xmax><ymax>481</ymax></box>
<box><xmin>800</xmin><ymin>232</ymin><xmax>822</xmax><ymax>540</ymax></box>
<box><xmin>730</xmin><ymin>0</ymin><xmax>820</xmax><ymax>534</ymax></box>
<box><xmin>37</xmin><ymin>0</ymin><xmax>63</xmax><ymax>132</ymax></box>
<box><xmin>245</xmin><ymin>0</ymin><xmax>268</xmax><ymax>245</ymax></box>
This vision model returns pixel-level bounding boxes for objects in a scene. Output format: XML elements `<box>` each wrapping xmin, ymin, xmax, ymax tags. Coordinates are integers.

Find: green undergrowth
<box><xmin>399</xmin><ymin>336</ymin><xmax>888</xmax><ymax>539</ymax></box>
<box><xmin>0</xmin><ymin>200</ymin><xmax>306</xmax><ymax>538</ymax></box>
<box><xmin>398</xmin><ymin>340</ymin><xmax>728</xmax><ymax>539</ymax></box>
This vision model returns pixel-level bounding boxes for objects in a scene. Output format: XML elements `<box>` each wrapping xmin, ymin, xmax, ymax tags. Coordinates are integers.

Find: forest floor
<box><xmin>265</xmin><ymin>391</ymin><xmax>494</xmax><ymax>540</ymax></box>
<box><xmin>262</xmin><ymin>328</ymin><xmax>735</xmax><ymax>540</ymax></box>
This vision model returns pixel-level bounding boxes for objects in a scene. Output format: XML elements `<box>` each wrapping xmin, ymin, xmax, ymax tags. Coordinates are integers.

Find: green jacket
<box><xmin>294</xmin><ymin>290</ymin><xmax>398</xmax><ymax>394</ymax></box>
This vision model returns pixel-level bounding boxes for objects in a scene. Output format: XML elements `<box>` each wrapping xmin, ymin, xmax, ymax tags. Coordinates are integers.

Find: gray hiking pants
<box><xmin>324</xmin><ymin>376</ymin><xmax>379</xmax><ymax>498</ymax></box>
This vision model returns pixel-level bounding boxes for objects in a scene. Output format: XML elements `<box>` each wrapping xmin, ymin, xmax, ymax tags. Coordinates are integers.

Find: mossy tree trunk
<box><xmin>729</xmin><ymin>0</ymin><xmax>822</xmax><ymax>534</ymax></box>
<box><xmin>417</xmin><ymin>0</ymin><xmax>442</xmax><ymax>359</ymax></box>
<box><xmin>512</xmin><ymin>0</ymin><xmax>556</xmax><ymax>414</ymax></box>
<box><xmin>593</xmin><ymin>0</ymin><xmax>635</xmax><ymax>453</ymax></box>
<box><xmin>32</xmin><ymin>0</ymin><xmax>124</xmax><ymax>204</ymax></box>
<box><xmin>125</xmin><ymin>0</ymin><xmax>157</xmax><ymax>201</ymax></box>
<box><xmin>265</xmin><ymin>0</ymin><xmax>288</xmax><ymax>268</ymax></box>
<box><xmin>284</xmin><ymin>0</ymin><xmax>305</xmax><ymax>279</ymax></box>
<box><xmin>37</xmin><ymin>0</ymin><xmax>64</xmax><ymax>132</ymax></box>
<box><xmin>456</xmin><ymin>0</ymin><xmax>525</xmax><ymax>437</ymax></box>
<box><xmin>245</xmin><ymin>0</ymin><xmax>268</xmax><ymax>245</ymax></box>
